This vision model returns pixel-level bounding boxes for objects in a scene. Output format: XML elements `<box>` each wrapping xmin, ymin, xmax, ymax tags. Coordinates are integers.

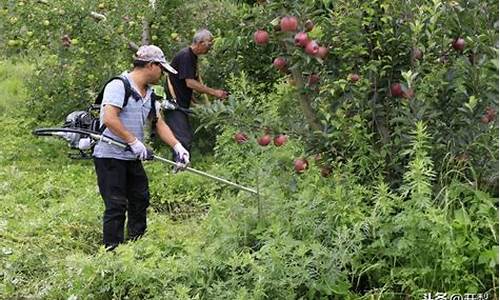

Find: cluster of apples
<box><xmin>234</xmin><ymin>132</ymin><xmax>287</xmax><ymax>147</ymax></box>
<box><xmin>233</xmin><ymin>132</ymin><xmax>334</xmax><ymax>176</ymax></box>
<box><xmin>480</xmin><ymin>106</ymin><xmax>496</xmax><ymax>124</ymax></box>
<box><xmin>253</xmin><ymin>16</ymin><xmax>329</xmax><ymax>73</ymax></box>
<box><xmin>233</xmin><ymin>131</ymin><xmax>311</xmax><ymax>173</ymax></box>
<box><xmin>393</xmin><ymin>38</ymin><xmax>467</xmax><ymax>98</ymax></box>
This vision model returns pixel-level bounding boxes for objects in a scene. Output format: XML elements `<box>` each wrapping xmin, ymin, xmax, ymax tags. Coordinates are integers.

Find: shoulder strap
<box><xmin>165</xmin><ymin>75</ymin><xmax>177</xmax><ymax>102</ymax></box>
<box><xmin>149</xmin><ymin>92</ymin><xmax>160</xmax><ymax>139</ymax></box>
<box><xmin>94</xmin><ymin>75</ymin><xmax>135</xmax><ymax>133</ymax></box>
<box><xmin>94</xmin><ymin>75</ymin><xmax>136</xmax><ymax>108</ymax></box>
<box><xmin>120</xmin><ymin>76</ymin><xmax>132</xmax><ymax>108</ymax></box>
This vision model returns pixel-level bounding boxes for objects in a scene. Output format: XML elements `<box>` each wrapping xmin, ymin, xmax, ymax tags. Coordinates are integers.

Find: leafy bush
<box><xmin>0</xmin><ymin>0</ymin><xmax>498</xmax><ymax>298</ymax></box>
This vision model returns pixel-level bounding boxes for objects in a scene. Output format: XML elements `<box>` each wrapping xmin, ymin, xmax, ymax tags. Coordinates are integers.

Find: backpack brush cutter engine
<box><xmin>57</xmin><ymin>107</ymin><xmax>101</xmax><ymax>159</ymax></box>
<box><xmin>33</xmin><ymin>127</ymin><xmax>258</xmax><ymax>195</ymax></box>
<box><xmin>54</xmin><ymin>98</ymin><xmax>192</xmax><ymax>160</ymax></box>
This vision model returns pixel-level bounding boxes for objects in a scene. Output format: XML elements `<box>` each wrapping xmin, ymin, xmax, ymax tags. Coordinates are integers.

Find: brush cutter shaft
<box><xmin>94</xmin><ymin>132</ymin><xmax>257</xmax><ymax>194</ymax></box>
<box><xmin>33</xmin><ymin>127</ymin><xmax>258</xmax><ymax>195</ymax></box>
<box><xmin>152</xmin><ymin>155</ymin><xmax>257</xmax><ymax>194</ymax></box>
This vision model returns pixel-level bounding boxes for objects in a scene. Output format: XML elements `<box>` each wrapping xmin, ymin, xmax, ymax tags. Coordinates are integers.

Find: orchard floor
<box><xmin>1</xmin><ymin>61</ymin><xmax>497</xmax><ymax>300</ymax></box>
<box><xmin>0</xmin><ymin>62</ymin><xmax>209</xmax><ymax>298</ymax></box>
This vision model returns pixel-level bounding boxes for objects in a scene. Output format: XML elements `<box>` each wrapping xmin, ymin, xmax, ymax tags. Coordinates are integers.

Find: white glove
<box><xmin>78</xmin><ymin>137</ymin><xmax>92</xmax><ymax>150</ymax></box>
<box><xmin>128</xmin><ymin>138</ymin><xmax>148</xmax><ymax>160</ymax></box>
<box><xmin>173</xmin><ymin>143</ymin><xmax>190</xmax><ymax>169</ymax></box>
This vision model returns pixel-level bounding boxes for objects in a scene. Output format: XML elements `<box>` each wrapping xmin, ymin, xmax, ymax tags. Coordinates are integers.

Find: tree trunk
<box><xmin>290</xmin><ymin>68</ymin><xmax>322</xmax><ymax>131</ymax></box>
<box><xmin>141</xmin><ymin>20</ymin><xmax>151</xmax><ymax>45</ymax></box>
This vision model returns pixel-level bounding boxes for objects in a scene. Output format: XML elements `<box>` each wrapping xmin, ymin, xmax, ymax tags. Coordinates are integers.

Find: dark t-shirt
<box><xmin>167</xmin><ymin>47</ymin><xmax>197</xmax><ymax>108</ymax></box>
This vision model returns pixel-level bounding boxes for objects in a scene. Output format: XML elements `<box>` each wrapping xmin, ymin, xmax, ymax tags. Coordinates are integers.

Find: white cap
<box><xmin>134</xmin><ymin>45</ymin><xmax>177</xmax><ymax>74</ymax></box>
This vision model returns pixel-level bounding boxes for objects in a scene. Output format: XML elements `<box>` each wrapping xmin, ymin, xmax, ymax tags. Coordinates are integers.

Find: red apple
<box><xmin>308</xmin><ymin>73</ymin><xmax>320</xmax><ymax>85</ymax></box>
<box><xmin>412</xmin><ymin>48</ymin><xmax>423</xmax><ymax>60</ymax></box>
<box><xmin>485</xmin><ymin>106</ymin><xmax>496</xmax><ymax>118</ymax></box>
<box><xmin>234</xmin><ymin>132</ymin><xmax>248</xmax><ymax>144</ymax></box>
<box><xmin>273</xmin><ymin>134</ymin><xmax>287</xmax><ymax>146</ymax></box>
<box><xmin>452</xmin><ymin>37</ymin><xmax>465</xmax><ymax>52</ymax></box>
<box><xmin>273</xmin><ymin>57</ymin><xmax>287</xmax><ymax>71</ymax></box>
<box><xmin>253</xmin><ymin>30</ymin><xmax>269</xmax><ymax>45</ymax></box>
<box><xmin>305</xmin><ymin>40</ymin><xmax>319</xmax><ymax>56</ymax></box>
<box><xmin>391</xmin><ymin>83</ymin><xmax>403</xmax><ymax>97</ymax></box>
<box><xmin>257</xmin><ymin>134</ymin><xmax>271</xmax><ymax>146</ymax></box>
<box><xmin>294</xmin><ymin>158</ymin><xmax>309</xmax><ymax>173</ymax></box>
<box><xmin>480</xmin><ymin>115</ymin><xmax>490</xmax><ymax>124</ymax></box>
<box><xmin>348</xmin><ymin>73</ymin><xmax>360</xmax><ymax>82</ymax></box>
<box><xmin>304</xmin><ymin>19</ymin><xmax>314</xmax><ymax>32</ymax></box>
<box><xmin>294</xmin><ymin>32</ymin><xmax>309</xmax><ymax>47</ymax></box>
<box><xmin>315</xmin><ymin>46</ymin><xmax>328</xmax><ymax>59</ymax></box>
<box><xmin>280</xmin><ymin>16</ymin><xmax>298</xmax><ymax>32</ymax></box>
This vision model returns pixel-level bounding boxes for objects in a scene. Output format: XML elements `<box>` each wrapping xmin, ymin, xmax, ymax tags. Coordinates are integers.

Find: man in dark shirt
<box><xmin>166</xmin><ymin>29</ymin><xmax>228</xmax><ymax>158</ymax></box>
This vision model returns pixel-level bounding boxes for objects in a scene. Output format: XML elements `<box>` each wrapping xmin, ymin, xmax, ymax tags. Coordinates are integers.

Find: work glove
<box><xmin>173</xmin><ymin>143</ymin><xmax>190</xmax><ymax>170</ymax></box>
<box><xmin>128</xmin><ymin>138</ymin><xmax>148</xmax><ymax>160</ymax></box>
<box><xmin>145</xmin><ymin>148</ymin><xmax>154</xmax><ymax>160</ymax></box>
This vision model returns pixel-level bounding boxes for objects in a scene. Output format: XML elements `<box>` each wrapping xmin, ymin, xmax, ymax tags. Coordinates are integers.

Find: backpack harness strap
<box><xmin>94</xmin><ymin>75</ymin><xmax>142</xmax><ymax>107</ymax></box>
<box><xmin>94</xmin><ymin>75</ymin><xmax>158</xmax><ymax>135</ymax></box>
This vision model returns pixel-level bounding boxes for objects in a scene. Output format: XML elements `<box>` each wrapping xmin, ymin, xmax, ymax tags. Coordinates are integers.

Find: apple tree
<box><xmin>1</xmin><ymin>0</ymin><xmax>188</xmax><ymax>121</ymax></box>
<box><xmin>195</xmin><ymin>0</ymin><xmax>498</xmax><ymax>192</ymax></box>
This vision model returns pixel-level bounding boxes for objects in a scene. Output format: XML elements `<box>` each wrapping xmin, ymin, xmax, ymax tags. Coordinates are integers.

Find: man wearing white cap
<box><xmin>93</xmin><ymin>45</ymin><xmax>189</xmax><ymax>250</ymax></box>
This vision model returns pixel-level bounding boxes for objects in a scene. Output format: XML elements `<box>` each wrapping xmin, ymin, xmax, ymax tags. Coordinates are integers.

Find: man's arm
<box><xmin>103</xmin><ymin>104</ymin><xmax>150</xmax><ymax>160</ymax></box>
<box><xmin>155</xmin><ymin>114</ymin><xmax>190</xmax><ymax>165</ymax></box>
<box><xmin>186</xmin><ymin>78</ymin><xmax>228</xmax><ymax>99</ymax></box>
<box><xmin>102</xmin><ymin>105</ymin><xmax>136</xmax><ymax>144</ymax></box>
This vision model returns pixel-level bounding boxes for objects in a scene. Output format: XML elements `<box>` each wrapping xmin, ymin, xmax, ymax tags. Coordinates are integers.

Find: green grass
<box><xmin>0</xmin><ymin>61</ymin><xmax>32</xmax><ymax>116</ymax></box>
<box><xmin>0</xmin><ymin>62</ymin><xmax>210</xmax><ymax>298</ymax></box>
<box><xmin>0</xmin><ymin>109</ymin><xmax>211</xmax><ymax>299</ymax></box>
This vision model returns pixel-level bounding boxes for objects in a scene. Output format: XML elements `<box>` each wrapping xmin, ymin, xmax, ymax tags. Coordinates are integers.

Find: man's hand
<box><xmin>186</xmin><ymin>79</ymin><xmax>229</xmax><ymax>100</ymax></box>
<box><xmin>173</xmin><ymin>143</ymin><xmax>190</xmax><ymax>169</ymax></box>
<box><xmin>214</xmin><ymin>89</ymin><xmax>229</xmax><ymax>100</ymax></box>
<box><xmin>128</xmin><ymin>138</ymin><xmax>148</xmax><ymax>160</ymax></box>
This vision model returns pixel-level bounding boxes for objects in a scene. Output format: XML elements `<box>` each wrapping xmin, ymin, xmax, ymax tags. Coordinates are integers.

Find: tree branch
<box><xmin>290</xmin><ymin>68</ymin><xmax>322</xmax><ymax>131</ymax></box>
<box><xmin>141</xmin><ymin>20</ymin><xmax>151</xmax><ymax>45</ymax></box>
<box><xmin>128</xmin><ymin>41</ymin><xmax>139</xmax><ymax>51</ymax></box>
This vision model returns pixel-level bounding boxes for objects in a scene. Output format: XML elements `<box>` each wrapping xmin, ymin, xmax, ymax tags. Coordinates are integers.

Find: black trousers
<box><xmin>93</xmin><ymin>158</ymin><xmax>149</xmax><ymax>249</ymax></box>
<box><xmin>165</xmin><ymin>110</ymin><xmax>192</xmax><ymax>160</ymax></box>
